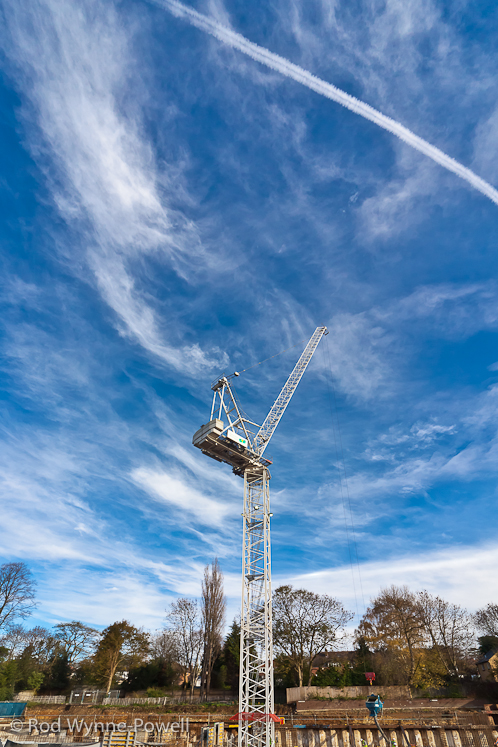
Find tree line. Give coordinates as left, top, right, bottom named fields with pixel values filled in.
left=0, top=561, right=496, bottom=698
left=277, top=585, right=498, bottom=690
left=0, top=560, right=228, bottom=698
left=355, top=585, right=498, bottom=689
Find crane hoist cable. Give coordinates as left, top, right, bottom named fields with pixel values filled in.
left=227, top=338, right=308, bottom=378
left=322, top=339, right=367, bottom=624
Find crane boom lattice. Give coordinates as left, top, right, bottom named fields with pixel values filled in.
left=253, top=326, right=328, bottom=455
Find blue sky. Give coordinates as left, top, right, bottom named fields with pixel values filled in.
left=1, top=0, right=497, bottom=634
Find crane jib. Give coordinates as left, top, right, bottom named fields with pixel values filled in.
left=253, top=326, right=328, bottom=455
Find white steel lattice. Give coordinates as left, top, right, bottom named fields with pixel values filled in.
left=253, top=326, right=328, bottom=455
left=238, top=466, right=274, bottom=747
left=193, top=326, right=329, bottom=747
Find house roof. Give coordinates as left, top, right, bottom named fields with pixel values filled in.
left=312, top=650, right=356, bottom=666
left=476, top=649, right=498, bottom=665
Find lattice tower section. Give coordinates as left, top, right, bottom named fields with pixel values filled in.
left=238, top=465, right=274, bottom=747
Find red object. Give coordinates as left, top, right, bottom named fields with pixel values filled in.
left=365, top=672, right=376, bottom=684
left=230, top=713, right=282, bottom=723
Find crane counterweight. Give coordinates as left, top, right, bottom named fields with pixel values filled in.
left=192, top=418, right=271, bottom=476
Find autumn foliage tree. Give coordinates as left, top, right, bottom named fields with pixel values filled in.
left=358, top=586, right=475, bottom=688
left=358, top=585, right=426, bottom=686
left=93, top=621, right=150, bottom=692
left=417, top=591, right=474, bottom=678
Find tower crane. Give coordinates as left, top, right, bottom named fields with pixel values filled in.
left=192, top=326, right=328, bottom=747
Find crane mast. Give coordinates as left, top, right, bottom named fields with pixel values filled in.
left=192, top=326, right=328, bottom=747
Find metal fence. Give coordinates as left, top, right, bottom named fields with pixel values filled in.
left=101, top=695, right=236, bottom=706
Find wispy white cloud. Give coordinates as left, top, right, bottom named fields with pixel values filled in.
left=130, top=466, right=238, bottom=527
left=371, top=421, right=457, bottom=452
left=38, top=567, right=177, bottom=629
left=380, top=282, right=498, bottom=336
left=3, top=0, right=225, bottom=375
left=358, top=152, right=443, bottom=239
left=0, top=300, right=240, bottom=624
left=313, top=281, right=498, bottom=404
left=345, top=431, right=498, bottom=503
left=238, top=0, right=498, bottom=246
left=165, top=441, right=240, bottom=492
left=90, top=253, right=227, bottom=372
left=463, top=384, right=498, bottom=428
left=473, top=104, right=498, bottom=184
left=285, top=542, right=498, bottom=614
left=0, top=420, right=235, bottom=624
left=320, top=313, right=391, bottom=399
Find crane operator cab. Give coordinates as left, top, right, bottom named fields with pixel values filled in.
left=365, top=694, right=383, bottom=718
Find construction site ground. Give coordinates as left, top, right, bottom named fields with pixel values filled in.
left=4, top=697, right=498, bottom=723
left=1, top=699, right=497, bottom=747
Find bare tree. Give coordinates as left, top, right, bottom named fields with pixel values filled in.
left=474, top=603, right=498, bottom=637
left=0, top=624, right=29, bottom=660
left=358, top=585, right=426, bottom=686
left=273, top=585, right=353, bottom=686
left=0, top=563, right=36, bottom=630
left=53, top=621, right=100, bottom=663
left=200, top=559, right=226, bottom=698
left=21, top=626, right=55, bottom=659
left=0, top=624, right=56, bottom=667
left=150, top=629, right=179, bottom=663
left=166, top=598, right=203, bottom=696
left=146, top=630, right=179, bottom=689
left=417, top=591, right=474, bottom=677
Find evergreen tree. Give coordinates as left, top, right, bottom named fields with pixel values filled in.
left=45, top=653, right=71, bottom=691
left=222, top=619, right=240, bottom=691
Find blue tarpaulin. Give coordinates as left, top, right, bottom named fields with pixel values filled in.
left=0, top=702, right=27, bottom=717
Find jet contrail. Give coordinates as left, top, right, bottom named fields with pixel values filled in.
left=154, top=0, right=498, bottom=207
